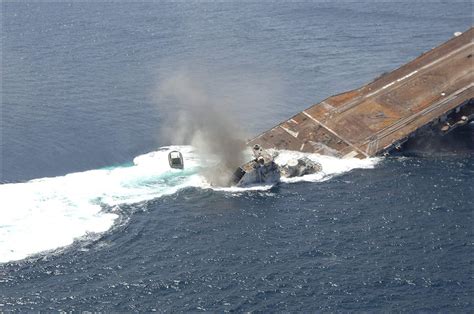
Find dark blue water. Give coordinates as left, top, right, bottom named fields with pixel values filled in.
left=1, top=2, right=473, bottom=311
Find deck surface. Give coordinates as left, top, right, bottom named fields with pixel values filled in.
left=249, top=28, right=474, bottom=158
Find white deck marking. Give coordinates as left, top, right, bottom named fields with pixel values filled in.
left=366, top=42, right=472, bottom=99
left=338, top=41, right=473, bottom=112
left=280, top=126, right=299, bottom=138
left=342, top=150, right=359, bottom=159
left=302, top=111, right=369, bottom=157
left=321, top=101, right=336, bottom=111
left=375, top=82, right=474, bottom=139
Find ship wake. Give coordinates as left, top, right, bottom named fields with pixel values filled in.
left=0, top=146, right=378, bottom=263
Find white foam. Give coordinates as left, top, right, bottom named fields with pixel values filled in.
left=273, top=150, right=379, bottom=183
left=212, top=184, right=274, bottom=193
left=0, top=145, right=204, bottom=263
left=0, top=146, right=379, bottom=263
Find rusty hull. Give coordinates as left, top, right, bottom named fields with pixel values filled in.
left=248, top=28, right=474, bottom=158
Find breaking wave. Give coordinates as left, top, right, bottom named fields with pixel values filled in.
left=0, top=146, right=378, bottom=263
left=273, top=149, right=378, bottom=183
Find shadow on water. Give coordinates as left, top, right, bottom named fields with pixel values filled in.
left=398, top=123, right=473, bottom=158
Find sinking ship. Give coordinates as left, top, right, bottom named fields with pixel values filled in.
left=247, top=28, right=473, bottom=159
left=230, top=28, right=473, bottom=186
left=171, top=28, right=473, bottom=186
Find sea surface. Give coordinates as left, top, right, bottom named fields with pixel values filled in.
left=1, top=1, right=473, bottom=311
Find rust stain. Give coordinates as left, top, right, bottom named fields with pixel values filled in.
left=248, top=28, right=474, bottom=158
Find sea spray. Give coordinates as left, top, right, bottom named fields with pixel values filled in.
left=0, top=146, right=203, bottom=264
left=0, top=146, right=379, bottom=263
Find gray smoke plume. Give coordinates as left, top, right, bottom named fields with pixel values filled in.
left=156, top=70, right=248, bottom=185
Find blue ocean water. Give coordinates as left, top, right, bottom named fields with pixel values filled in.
left=1, top=1, right=473, bottom=311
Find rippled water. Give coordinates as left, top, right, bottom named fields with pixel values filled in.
left=1, top=1, right=473, bottom=311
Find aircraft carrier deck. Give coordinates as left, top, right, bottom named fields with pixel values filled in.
left=248, top=28, right=473, bottom=159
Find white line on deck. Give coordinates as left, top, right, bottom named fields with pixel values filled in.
left=302, top=111, right=369, bottom=157
left=365, top=42, right=472, bottom=99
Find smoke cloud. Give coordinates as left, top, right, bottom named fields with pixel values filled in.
left=155, top=70, right=248, bottom=185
